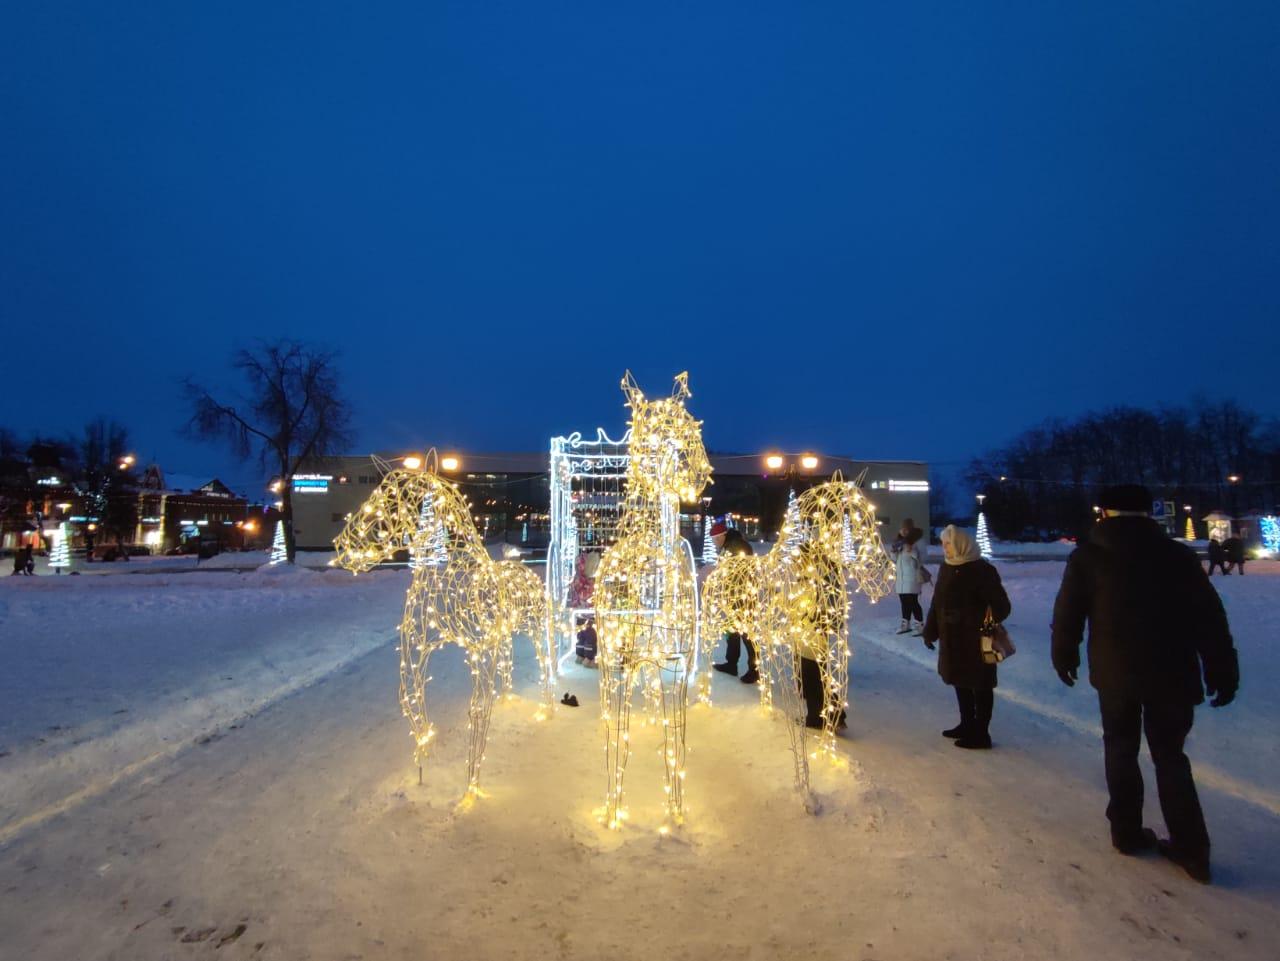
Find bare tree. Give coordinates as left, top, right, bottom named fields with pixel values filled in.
left=184, top=341, right=354, bottom=562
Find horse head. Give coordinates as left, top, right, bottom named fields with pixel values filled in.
left=620, top=370, right=712, bottom=504
left=333, top=467, right=478, bottom=573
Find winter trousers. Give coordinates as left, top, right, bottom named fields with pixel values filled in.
left=954, top=687, right=993, bottom=736
left=1206, top=559, right=1227, bottom=576
left=898, top=593, right=924, bottom=622
left=1097, top=691, right=1209, bottom=854
left=721, top=633, right=758, bottom=673
left=799, top=657, right=847, bottom=728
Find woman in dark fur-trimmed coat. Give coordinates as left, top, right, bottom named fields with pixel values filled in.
left=922, top=525, right=1011, bottom=749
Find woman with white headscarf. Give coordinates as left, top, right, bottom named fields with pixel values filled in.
left=921, top=525, right=1011, bottom=749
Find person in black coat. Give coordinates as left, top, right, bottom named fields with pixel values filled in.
left=1205, top=537, right=1227, bottom=576
left=1222, top=535, right=1246, bottom=575
left=1052, top=485, right=1238, bottom=883
left=922, top=525, right=1012, bottom=750
left=710, top=519, right=760, bottom=683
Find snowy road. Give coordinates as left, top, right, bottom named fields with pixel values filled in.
left=1, top=563, right=1277, bottom=960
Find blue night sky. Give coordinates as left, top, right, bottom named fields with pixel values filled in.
left=3, top=2, right=1278, bottom=495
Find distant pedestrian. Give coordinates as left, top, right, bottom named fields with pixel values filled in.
left=711, top=519, right=759, bottom=684
left=1052, top=485, right=1238, bottom=883
left=1222, top=535, right=1246, bottom=575
left=1205, top=538, right=1227, bottom=576
left=890, top=518, right=930, bottom=635
left=922, top=525, right=1011, bottom=750
left=21, top=544, right=35, bottom=575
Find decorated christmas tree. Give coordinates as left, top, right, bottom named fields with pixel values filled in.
left=411, top=488, right=448, bottom=569
left=1261, top=515, right=1280, bottom=555
left=701, top=514, right=718, bottom=565
left=49, top=522, right=71, bottom=573
left=269, top=520, right=287, bottom=565
left=1185, top=516, right=1196, bottom=541
left=976, top=512, right=992, bottom=559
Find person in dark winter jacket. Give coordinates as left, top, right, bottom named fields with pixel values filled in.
left=922, top=525, right=1011, bottom=750
left=711, top=519, right=760, bottom=684
left=1052, top=485, right=1238, bottom=884
left=1205, top=538, right=1227, bottom=576
left=1222, top=535, right=1246, bottom=575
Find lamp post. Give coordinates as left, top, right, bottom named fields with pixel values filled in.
left=760, top=452, right=821, bottom=537
left=1227, top=474, right=1241, bottom=530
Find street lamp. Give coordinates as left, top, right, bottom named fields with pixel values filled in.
left=764, top=454, right=784, bottom=471
left=799, top=454, right=819, bottom=471
left=402, top=455, right=423, bottom=470
left=440, top=455, right=461, bottom=472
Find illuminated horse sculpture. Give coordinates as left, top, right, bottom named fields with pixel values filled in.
left=701, top=476, right=893, bottom=811
left=594, top=372, right=713, bottom=829
left=334, top=461, right=551, bottom=799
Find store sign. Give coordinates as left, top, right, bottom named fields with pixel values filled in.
left=292, top=473, right=332, bottom=494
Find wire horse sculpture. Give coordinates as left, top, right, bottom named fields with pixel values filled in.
left=593, top=372, right=712, bottom=830
left=701, top=474, right=893, bottom=812
left=333, top=455, right=551, bottom=801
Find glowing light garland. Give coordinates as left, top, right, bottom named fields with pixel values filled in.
left=702, top=477, right=893, bottom=811
left=49, top=522, right=70, bottom=572
left=594, top=371, right=712, bottom=830
left=334, top=463, right=551, bottom=800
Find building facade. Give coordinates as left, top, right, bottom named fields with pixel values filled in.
left=291, top=451, right=929, bottom=552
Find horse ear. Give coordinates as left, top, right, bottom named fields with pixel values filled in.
left=620, top=370, right=645, bottom=408
left=671, top=371, right=691, bottom=401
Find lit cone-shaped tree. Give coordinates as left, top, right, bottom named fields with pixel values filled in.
left=1185, top=516, right=1195, bottom=541
left=411, top=488, right=448, bottom=569
left=976, top=512, right=993, bottom=559
left=701, top=514, right=718, bottom=565
left=49, top=522, right=71, bottom=573
left=269, top=520, right=287, bottom=565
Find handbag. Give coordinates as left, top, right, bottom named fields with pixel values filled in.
left=980, top=606, right=1015, bottom=664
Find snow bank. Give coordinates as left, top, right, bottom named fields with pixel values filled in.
left=0, top=567, right=408, bottom=841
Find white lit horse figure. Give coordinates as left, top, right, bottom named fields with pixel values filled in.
left=594, top=371, right=712, bottom=830
left=333, top=463, right=551, bottom=802
left=702, top=476, right=893, bottom=812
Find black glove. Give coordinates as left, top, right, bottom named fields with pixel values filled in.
left=1056, top=666, right=1077, bottom=687
left=1206, top=684, right=1236, bottom=708
left=923, top=637, right=936, bottom=651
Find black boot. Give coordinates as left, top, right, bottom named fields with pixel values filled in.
left=1112, top=827, right=1158, bottom=856
left=955, top=689, right=993, bottom=749
left=1158, top=839, right=1211, bottom=883
left=946, top=688, right=976, bottom=739
left=739, top=668, right=759, bottom=684
left=713, top=662, right=737, bottom=676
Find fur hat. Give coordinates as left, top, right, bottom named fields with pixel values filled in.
left=710, top=519, right=728, bottom=537
left=1098, top=484, right=1152, bottom=514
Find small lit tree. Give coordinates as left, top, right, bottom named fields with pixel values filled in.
left=269, top=520, right=287, bottom=564
left=49, top=522, right=71, bottom=572
left=976, top=511, right=993, bottom=559
left=701, top=514, right=718, bottom=565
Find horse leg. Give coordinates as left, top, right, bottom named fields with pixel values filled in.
left=817, top=628, right=851, bottom=759
left=400, top=617, right=445, bottom=780
left=764, top=636, right=816, bottom=813
left=658, top=653, right=691, bottom=826
left=600, top=651, right=638, bottom=829
left=463, top=645, right=501, bottom=799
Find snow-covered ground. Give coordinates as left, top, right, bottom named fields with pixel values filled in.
left=0, top=560, right=1277, bottom=960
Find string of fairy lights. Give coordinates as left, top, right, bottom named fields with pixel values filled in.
left=702, top=477, right=894, bottom=808
left=593, top=371, right=712, bottom=830
left=330, top=373, right=913, bottom=830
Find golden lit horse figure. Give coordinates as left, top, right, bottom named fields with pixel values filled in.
left=702, top=476, right=893, bottom=812
left=594, top=371, right=713, bottom=830
left=334, top=463, right=551, bottom=802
